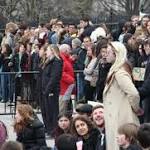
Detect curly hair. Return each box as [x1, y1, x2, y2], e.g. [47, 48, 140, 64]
[71, 115, 95, 137]
[13, 104, 34, 134]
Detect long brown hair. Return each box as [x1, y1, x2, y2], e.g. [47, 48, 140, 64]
[13, 104, 34, 133]
[39, 44, 48, 69]
[123, 62, 133, 80]
[71, 115, 95, 137]
[48, 44, 61, 59]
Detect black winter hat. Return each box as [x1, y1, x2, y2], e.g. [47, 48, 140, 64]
[76, 104, 93, 114]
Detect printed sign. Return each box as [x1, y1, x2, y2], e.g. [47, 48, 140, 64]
[132, 67, 145, 81]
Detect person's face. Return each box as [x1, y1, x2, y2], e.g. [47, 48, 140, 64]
[80, 20, 88, 28]
[39, 48, 45, 58]
[65, 47, 71, 55]
[46, 48, 54, 58]
[147, 21, 150, 34]
[68, 25, 76, 34]
[58, 116, 70, 130]
[15, 110, 22, 123]
[19, 44, 25, 53]
[100, 48, 107, 60]
[75, 120, 89, 136]
[1, 45, 7, 53]
[34, 45, 39, 53]
[131, 17, 139, 26]
[144, 43, 150, 55]
[117, 134, 128, 147]
[55, 24, 62, 32]
[92, 108, 104, 127]
[83, 38, 92, 49]
[142, 17, 149, 27]
[26, 44, 31, 53]
[106, 45, 116, 63]
[87, 47, 93, 57]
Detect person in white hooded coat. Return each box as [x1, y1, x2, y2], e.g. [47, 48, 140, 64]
[103, 41, 141, 150]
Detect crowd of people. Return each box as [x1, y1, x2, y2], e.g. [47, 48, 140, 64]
[0, 14, 150, 150]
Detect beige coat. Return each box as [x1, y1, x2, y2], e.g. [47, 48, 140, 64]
[103, 67, 140, 150]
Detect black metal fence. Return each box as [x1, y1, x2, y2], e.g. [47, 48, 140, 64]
[0, 70, 84, 115]
[0, 71, 39, 115]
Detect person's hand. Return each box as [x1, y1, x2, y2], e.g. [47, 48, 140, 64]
[49, 93, 54, 97]
[136, 108, 144, 116]
[8, 62, 13, 67]
[1, 49, 6, 54]
[78, 28, 84, 37]
[70, 55, 77, 61]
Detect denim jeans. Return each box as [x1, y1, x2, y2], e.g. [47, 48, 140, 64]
[1, 74, 9, 102]
[76, 73, 85, 101]
[1, 74, 14, 102]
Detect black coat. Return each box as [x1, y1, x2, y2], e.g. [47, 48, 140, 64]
[12, 52, 29, 72]
[42, 56, 63, 96]
[41, 56, 63, 134]
[31, 52, 40, 72]
[16, 119, 47, 150]
[73, 47, 86, 71]
[96, 62, 111, 101]
[138, 55, 150, 99]
[120, 144, 142, 150]
[79, 25, 95, 42]
[81, 128, 99, 150]
[0, 53, 4, 68]
[96, 129, 106, 150]
[134, 51, 147, 89]
[138, 55, 150, 122]
[0, 53, 12, 72]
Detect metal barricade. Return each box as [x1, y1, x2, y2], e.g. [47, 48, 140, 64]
[0, 71, 39, 115]
[0, 70, 86, 115]
[74, 70, 84, 102]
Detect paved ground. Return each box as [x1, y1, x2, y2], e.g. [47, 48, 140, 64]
[0, 102, 54, 148]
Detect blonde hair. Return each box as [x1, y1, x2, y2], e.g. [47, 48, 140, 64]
[5, 22, 18, 33]
[47, 44, 61, 59]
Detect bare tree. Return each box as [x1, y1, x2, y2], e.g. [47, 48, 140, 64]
[96, 0, 141, 16]
[0, 0, 149, 25]
[73, 0, 94, 17]
[0, 0, 20, 21]
[140, 0, 150, 13]
[19, 0, 41, 22]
